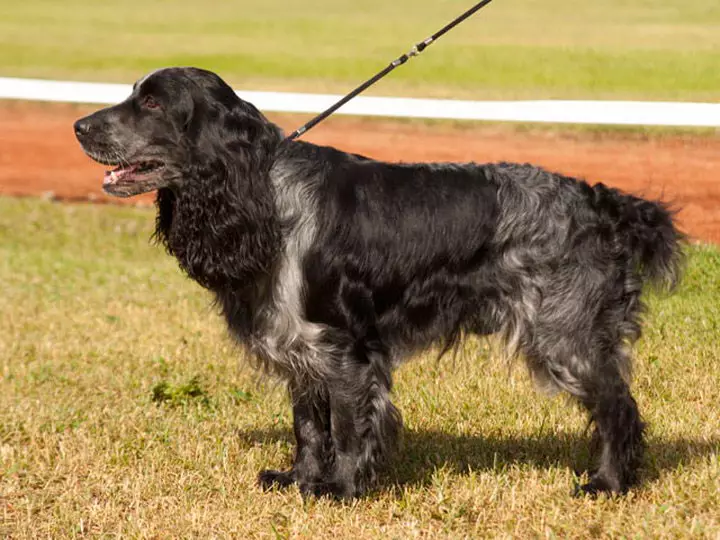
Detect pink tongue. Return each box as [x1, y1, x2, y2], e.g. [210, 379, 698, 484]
[103, 166, 134, 185]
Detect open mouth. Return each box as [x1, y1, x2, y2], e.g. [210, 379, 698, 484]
[103, 161, 164, 187]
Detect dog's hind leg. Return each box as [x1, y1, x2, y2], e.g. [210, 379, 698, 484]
[515, 250, 648, 495]
[576, 279, 646, 495]
[300, 349, 402, 499]
[576, 359, 645, 496]
[526, 334, 645, 496]
[258, 383, 331, 491]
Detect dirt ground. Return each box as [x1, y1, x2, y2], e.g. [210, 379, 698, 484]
[1, 101, 719, 243]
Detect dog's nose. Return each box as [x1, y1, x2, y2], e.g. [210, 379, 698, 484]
[74, 119, 91, 138]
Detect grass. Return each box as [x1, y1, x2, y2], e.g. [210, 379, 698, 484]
[0, 0, 719, 101]
[1, 196, 719, 537]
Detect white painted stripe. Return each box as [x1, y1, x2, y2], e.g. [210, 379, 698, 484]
[1, 76, 719, 127]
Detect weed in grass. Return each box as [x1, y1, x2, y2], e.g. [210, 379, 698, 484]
[151, 376, 210, 407]
[228, 388, 255, 404]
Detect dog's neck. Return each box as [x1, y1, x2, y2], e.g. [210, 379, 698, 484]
[153, 165, 282, 294]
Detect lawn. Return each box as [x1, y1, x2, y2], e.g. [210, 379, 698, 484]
[1, 197, 719, 537]
[1, 0, 719, 101]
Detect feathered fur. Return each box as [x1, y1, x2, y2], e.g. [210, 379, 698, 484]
[75, 67, 684, 499]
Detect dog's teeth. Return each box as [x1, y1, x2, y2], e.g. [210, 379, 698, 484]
[110, 171, 117, 183]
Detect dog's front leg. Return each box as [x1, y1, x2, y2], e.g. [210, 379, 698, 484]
[258, 383, 331, 491]
[300, 350, 402, 499]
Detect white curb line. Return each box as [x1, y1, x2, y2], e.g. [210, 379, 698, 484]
[1, 77, 718, 127]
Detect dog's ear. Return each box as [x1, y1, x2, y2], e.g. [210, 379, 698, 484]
[217, 99, 281, 155]
[176, 87, 283, 288]
[187, 94, 280, 157]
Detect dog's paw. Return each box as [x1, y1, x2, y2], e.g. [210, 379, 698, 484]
[258, 469, 296, 490]
[298, 481, 357, 501]
[573, 474, 624, 498]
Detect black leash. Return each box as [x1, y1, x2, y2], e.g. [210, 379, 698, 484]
[285, 0, 495, 141]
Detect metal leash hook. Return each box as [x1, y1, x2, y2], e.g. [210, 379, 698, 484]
[285, 0, 495, 141]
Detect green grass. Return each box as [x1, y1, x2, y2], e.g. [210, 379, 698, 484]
[1, 196, 719, 537]
[1, 0, 719, 100]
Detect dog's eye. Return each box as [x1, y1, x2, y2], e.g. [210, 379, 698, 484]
[142, 95, 161, 110]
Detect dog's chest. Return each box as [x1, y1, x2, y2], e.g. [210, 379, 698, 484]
[248, 287, 332, 381]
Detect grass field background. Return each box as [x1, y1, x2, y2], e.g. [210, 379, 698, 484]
[1, 197, 719, 536]
[1, 0, 719, 101]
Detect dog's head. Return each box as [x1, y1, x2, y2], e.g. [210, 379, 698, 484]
[74, 67, 279, 197]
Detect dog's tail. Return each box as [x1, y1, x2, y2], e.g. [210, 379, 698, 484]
[594, 183, 684, 290]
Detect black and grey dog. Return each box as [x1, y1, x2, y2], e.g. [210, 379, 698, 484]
[75, 67, 683, 499]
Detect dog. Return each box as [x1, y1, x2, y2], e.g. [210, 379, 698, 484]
[74, 67, 683, 499]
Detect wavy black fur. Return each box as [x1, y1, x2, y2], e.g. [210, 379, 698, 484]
[75, 67, 684, 499]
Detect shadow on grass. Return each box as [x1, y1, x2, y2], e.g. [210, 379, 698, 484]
[239, 426, 719, 491]
[391, 430, 719, 489]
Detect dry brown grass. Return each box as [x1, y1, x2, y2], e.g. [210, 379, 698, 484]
[1, 198, 719, 538]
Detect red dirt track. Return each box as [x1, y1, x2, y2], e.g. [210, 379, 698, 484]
[1, 102, 719, 243]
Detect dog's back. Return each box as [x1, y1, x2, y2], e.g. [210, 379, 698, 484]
[275, 144, 682, 361]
